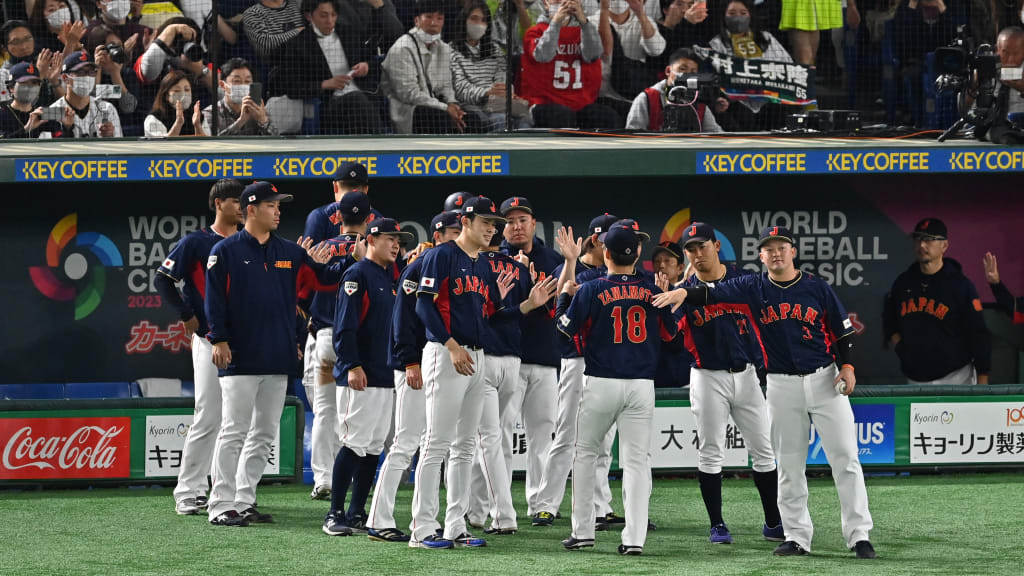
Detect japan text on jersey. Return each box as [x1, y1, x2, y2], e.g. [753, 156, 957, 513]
[679, 266, 766, 371]
[416, 242, 502, 348]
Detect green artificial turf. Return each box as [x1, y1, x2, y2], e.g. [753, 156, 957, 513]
[1, 473, 1021, 576]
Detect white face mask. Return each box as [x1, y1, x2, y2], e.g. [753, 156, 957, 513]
[169, 91, 192, 108]
[46, 7, 72, 29]
[70, 75, 95, 97]
[103, 0, 131, 21]
[15, 83, 41, 104]
[229, 84, 249, 104]
[414, 26, 442, 44]
[609, 0, 630, 13]
[467, 22, 487, 41]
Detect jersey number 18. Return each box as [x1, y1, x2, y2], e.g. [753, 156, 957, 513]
[610, 305, 647, 344]
[553, 60, 583, 90]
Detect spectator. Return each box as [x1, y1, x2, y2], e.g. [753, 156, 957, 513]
[342, 0, 410, 51]
[709, 0, 792, 131]
[171, 0, 245, 60]
[892, 0, 965, 123]
[272, 0, 385, 134]
[0, 61, 56, 138]
[780, 0, 848, 67]
[1, 21, 66, 102]
[382, 0, 480, 133]
[50, 49, 123, 137]
[489, 0, 546, 56]
[521, 0, 621, 128]
[2, 20, 39, 68]
[451, 0, 532, 131]
[983, 252, 1024, 324]
[657, 0, 714, 62]
[86, 0, 149, 63]
[136, 17, 214, 96]
[996, 26, 1024, 114]
[29, 0, 87, 54]
[86, 25, 143, 133]
[606, 0, 666, 98]
[144, 69, 206, 137]
[626, 46, 723, 130]
[243, 0, 305, 62]
[883, 218, 991, 385]
[202, 57, 278, 135]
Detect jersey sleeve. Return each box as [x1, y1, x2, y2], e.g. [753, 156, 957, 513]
[204, 243, 229, 344]
[704, 274, 759, 309]
[653, 287, 679, 343]
[415, 249, 453, 343]
[392, 264, 424, 367]
[157, 235, 191, 282]
[334, 267, 367, 374]
[556, 283, 593, 338]
[297, 249, 343, 295]
[820, 280, 856, 342]
[303, 209, 323, 244]
[962, 278, 991, 375]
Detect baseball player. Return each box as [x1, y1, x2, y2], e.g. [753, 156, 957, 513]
[366, 211, 463, 543]
[653, 226, 876, 559]
[409, 196, 556, 549]
[155, 179, 244, 516]
[983, 252, 1024, 324]
[304, 162, 382, 244]
[204, 181, 339, 527]
[323, 218, 413, 536]
[499, 196, 562, 519]
[650, 240, 693, 390]
[671, 223, 783, 544]
[444, 191, 475, 213]
[556, 221, 679, 555]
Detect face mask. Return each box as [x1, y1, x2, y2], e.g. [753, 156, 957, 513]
[229, 84, 249, 104]
[14, 83, 41, 104]
[546, 0, 562, 16]
[46, 7, 72, 29]
[467, 22, 487, 41]
[414, 27, 441, 44]
[71, 75, 95, 97]
[169, 91, 192, 108]
[103, 0, 131, 21]
[609, 0, 629, 13]
[724, 15, 750, 34]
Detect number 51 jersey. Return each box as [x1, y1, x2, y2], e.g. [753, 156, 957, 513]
[521, 23, 602, 111]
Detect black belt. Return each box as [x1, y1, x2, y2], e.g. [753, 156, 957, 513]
[464, 345, 483, 351]
[776, 364, 831, 377]
[728, 365, 749, 373]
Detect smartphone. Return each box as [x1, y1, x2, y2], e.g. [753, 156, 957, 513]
[41, 107, 65, 122]
[1001, 66, 1023, 82]
[94, 84, 123, 99]
[249, 82, 262, 102]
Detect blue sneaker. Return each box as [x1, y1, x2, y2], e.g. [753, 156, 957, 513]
[710, 523, 733, 544]
[763, 523, 785, 542]
[453, 532, 487, 548]
[409, 534, 454, 549]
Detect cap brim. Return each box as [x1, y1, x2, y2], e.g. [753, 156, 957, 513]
[652, 245, 681, 259]
[476, 214, 507, 222]
[683, 236, 712, 246]
[911, 232, 945, 240]
[15, 75, 41, 82]
[374, 230, 415, 241]
[501, 207, 533, 216]
[268, 193, 294, 203]
[758, 235, 795, 247]
[637, 231, 651, 241]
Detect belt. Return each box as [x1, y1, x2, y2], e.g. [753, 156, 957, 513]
[464, 345, 483, 351]
[776, 364, 832, 377]
[728, 365, 749, 373]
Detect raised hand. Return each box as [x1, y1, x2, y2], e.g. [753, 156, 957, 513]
[983, 252, 999, 284]
[651, 288, 688, 312]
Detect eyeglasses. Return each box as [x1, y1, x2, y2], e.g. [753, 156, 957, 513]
[8, 35, 33, 46]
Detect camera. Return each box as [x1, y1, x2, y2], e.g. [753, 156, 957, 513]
[935, 25, 1002, 141]
[667, 73, 720, 106]
[100, 42, 125, 65]
[173, 36, 206, 62]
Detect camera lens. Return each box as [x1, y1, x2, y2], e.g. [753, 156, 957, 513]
[182, 42, 205, 62]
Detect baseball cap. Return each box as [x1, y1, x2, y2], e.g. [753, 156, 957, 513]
[911, 218, 947, 240]
[415, 0, 446, 15]
[758, 225, 795, 247]
[240, 181, 293, 210]
[9, 62, 40, 83]
[500, 196, 534, 217]
[599, 219, 650, 242]
[337, 191, 372, 219]
[603, 224, 641, 257]
[682, 222, 717, 246]
[368, 218, 414, 241]
[462, 196, 506, 221]
[334, 161, 368, 184]
[430, 210, 461, 232]
[652, 241, 683, 261]
[444, 191, 475, 213]
[588, 213, 619, 238]
[62, 50, 95, 74]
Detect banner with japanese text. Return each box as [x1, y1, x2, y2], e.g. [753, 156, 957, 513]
[693, 47, 816, 105]
[910, 402, 1024, 464]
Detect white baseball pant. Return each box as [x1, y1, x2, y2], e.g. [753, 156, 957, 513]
[207, 374, 287, 519]
[468, 354, 521, 530]
[368, 370, 426, 530]
[339, 386, 394, 457]
[690, 364, 776, 474]
[410, 342, 487, 542]
[537, 357, 615, 517]
[571, 376, 654, 547]
[909, 363, 977, 385]
[502, 363, 557, 515]
[173, 335, 221, 503]
[766, 365, 873, 551]
[301, 328, 342, 489]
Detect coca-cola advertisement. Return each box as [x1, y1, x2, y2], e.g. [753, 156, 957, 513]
[0, 418, 131, 480]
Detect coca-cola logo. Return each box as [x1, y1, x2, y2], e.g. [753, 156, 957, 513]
[0, 418, 131, 480]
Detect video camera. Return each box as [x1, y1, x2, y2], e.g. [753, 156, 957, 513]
[667, 73, 720, 107]
[935, 25, 1001, 140]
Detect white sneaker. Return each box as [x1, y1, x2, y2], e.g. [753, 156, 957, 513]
[176, 498, 200, 515]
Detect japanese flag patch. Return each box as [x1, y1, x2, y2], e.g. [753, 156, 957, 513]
[162, 258, 175, 269]
[402, 279, 418, 294]
[842, 318, 853, 330]
[558, 315, 571, 328]
[344, 281, 359, 295]
[421, 277, 436, 289]
[207, 255, 218, 269]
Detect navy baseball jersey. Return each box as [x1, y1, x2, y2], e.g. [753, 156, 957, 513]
[556, 273, 678, 380]
[691, 271, 854, 374]
[482, 251, 532, 357]
[205, 230, 341, 376]
[157, 226, 230, 336]
[303, 202, 383, 244]
[390, 256, 428, 370]
[308, 233, 360, 333]
[502, 237, 561, 368]
[552, 259, 599, 359]
[679, 265, 766, 370]
[333, 259, 396, 388]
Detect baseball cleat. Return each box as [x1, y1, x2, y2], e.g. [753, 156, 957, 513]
[618, 544, 643, 556]
[409, 535, 455, 549]
[367, 528, 410, 542]
[323, 513, 354, 536]
[762, 523, 785, 542]
[773, 541, 809, 556]
[452, 533, 487, 548]
[176, 498, 200, 516]
[239, 506, 274, 524]
[484, 526, 517, 535]
[195, 495, 208, 509]
[347, 514, 368, 533]
[466, 515, 486, 530]
[853, 540, 876, 559]
[710, 523, 734, 544]
[604, 512, 626, 525]
[555, 512, 562, 519]
[310, 485, 331, 501]
[647, 520, 658, 531]
[561, 537, 595, 550]
[209, 510, 249, 527]
[532, 512, 555, 526]
[594, 517, 609, 531]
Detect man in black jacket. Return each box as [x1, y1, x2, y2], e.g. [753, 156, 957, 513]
[271, 0, 397, 133]
[883, 218, 991, 385]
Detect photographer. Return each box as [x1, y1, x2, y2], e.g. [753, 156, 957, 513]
[0, 62, 57, 138]
[85, 0, 149, 63]
[996, 26, 1024, 113]
[85, 24, 143, 133]
[49, 50, 123, 137]
[136, 17, 213, 95]
[202, 57, 278, 136]
[625, 46, 723, 131]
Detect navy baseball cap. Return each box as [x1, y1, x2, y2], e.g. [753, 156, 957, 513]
[241, 181, 292, 209]
[337, 191, 372, 219]
[62, 50, 95, 73]
[758, 225, 795, 247]
[444, 191, 475, 213]
[463, 196, 506, 221]
[430, 210, 461, 232]
[500, 196, 534, 216]
[599, 219, 650, 242]
[588, 213, 619, 238]
[368, 218, 414, 241]
[603, 224, 641, 257]
[652, 241, 683, 261]
[911, 218, 947, 240]
[682, 222, 717, 246]
[9, 62, 40, 83]
[334, 161, 368, 184]
[415, 0, 446, 16]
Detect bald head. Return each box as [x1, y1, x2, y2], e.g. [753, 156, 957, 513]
[997, 26, 1024, 67]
